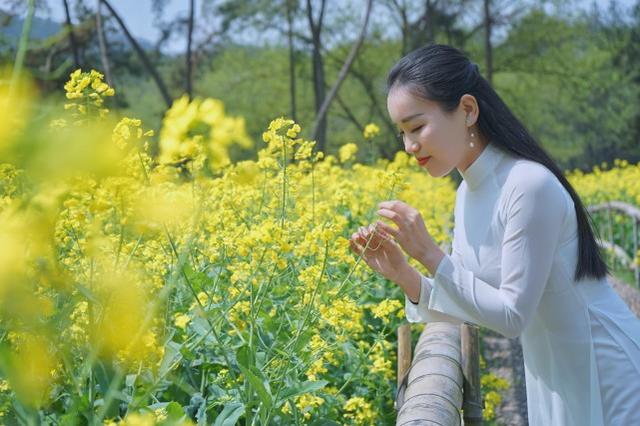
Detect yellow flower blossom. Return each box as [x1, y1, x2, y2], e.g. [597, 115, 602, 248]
[343, 396, 376, 425]
[339, 143, 358, 163]
[363, 123, 380, 140]
[174, 313, 191, 329]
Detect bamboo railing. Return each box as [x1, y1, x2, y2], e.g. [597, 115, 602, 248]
[587, 201, 640, 287]
[395, 322, 482, 426]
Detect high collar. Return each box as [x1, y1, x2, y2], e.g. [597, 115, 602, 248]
[457, 143, 506, 191]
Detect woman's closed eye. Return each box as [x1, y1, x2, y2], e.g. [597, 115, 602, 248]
[397, 125, 423, 138]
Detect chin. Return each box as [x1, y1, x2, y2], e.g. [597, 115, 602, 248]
[425, 164, 453, 178]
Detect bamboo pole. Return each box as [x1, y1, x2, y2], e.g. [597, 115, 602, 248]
[396, 322, 463, 425]
[634, 218, 639, 287]
[398, 324, 412, 390]
[587, 201, 640, 287]
[461, 323, 483, 425]
[588, 201, 640, 219]
[607, 206, 615, 268]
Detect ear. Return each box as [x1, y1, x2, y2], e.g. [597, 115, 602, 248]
[459, 94, 479, 127]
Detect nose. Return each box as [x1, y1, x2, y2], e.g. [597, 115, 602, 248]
[404, 139, 420, 154]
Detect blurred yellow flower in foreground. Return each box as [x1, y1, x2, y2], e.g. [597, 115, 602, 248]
[159, 95, 253, 171]
[0, 68, 34, 154]
[3, 334, 58, 408]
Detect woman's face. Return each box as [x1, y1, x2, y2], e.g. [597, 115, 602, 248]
[387, 84, 476, 177]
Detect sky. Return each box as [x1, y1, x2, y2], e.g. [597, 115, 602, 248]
[20, 0, 640, 53]
[43, 0, 192, 52]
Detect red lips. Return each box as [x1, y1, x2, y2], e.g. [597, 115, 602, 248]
[417, 156, 431, 165]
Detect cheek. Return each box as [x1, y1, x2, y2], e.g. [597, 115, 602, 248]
[430, 119, 464, 145]
[421, 124, 444, 146]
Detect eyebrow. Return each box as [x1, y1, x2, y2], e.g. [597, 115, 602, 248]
[399, 113, 424, 123]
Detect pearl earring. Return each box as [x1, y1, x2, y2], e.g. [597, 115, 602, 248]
[467, 115, 475, 148]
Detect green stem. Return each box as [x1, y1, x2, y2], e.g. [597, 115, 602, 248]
[262, 241, 329, 424]
[311, 160, 316, 226]
[163, 226, 243, 400]
[336, 327, 391, 395]
[281, 138, 288, 227]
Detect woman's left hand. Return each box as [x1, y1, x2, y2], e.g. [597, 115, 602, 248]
[376, 200, 440, 269]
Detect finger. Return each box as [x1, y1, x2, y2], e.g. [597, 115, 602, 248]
[349, 238, 364, 256]
[378, 199, 408, 212]
[363, 225, 378, 243]
[375, 221, 399, 239]
[377, 200, 398, 210]
[377, 208, 404, 227]
[351, 231, 366, 247]
[369, 229, 395, 250]
[351, 240, 371, 263]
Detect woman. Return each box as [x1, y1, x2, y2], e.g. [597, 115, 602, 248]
[349, 44, 640, 425]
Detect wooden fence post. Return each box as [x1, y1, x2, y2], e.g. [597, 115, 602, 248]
[397, 324, 412, 390]
[461, 322, 483, 425]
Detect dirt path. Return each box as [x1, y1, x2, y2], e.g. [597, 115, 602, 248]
[482, 275, 640, 426]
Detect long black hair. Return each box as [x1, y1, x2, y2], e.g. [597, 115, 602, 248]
[387, 44, 608, 282]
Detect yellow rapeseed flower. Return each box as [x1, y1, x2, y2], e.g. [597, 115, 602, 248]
[363, 123, 380, 140]
[338, 143, 358, 163]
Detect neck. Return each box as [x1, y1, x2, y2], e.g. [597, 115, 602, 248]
[459, 137, 489, 172]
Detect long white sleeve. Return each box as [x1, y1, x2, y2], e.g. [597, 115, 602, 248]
[404, 269, 464, 325]
[407, 168, 570, 338]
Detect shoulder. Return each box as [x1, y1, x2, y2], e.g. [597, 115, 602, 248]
[504, 159, 564, 196]
[501, 159, 569, 217]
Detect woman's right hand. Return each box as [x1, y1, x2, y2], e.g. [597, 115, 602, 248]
[349, 223, 410, 282]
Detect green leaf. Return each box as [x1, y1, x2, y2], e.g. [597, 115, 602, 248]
[237, 363, 272, 411]
[94, 361, 120, 418]
[213, 402, 245, 426]
[236, 345, 272, 412]
[74, 282, 99, 303]
[236, 344, 251, 368]
[159, 341, 182, 377]
[165, 401, 188, 421]
[279, 380, 328, 402]
[125, 374, 137, 387]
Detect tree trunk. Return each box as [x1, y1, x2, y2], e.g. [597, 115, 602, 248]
[311, 0, 373, 144]
[339, 62, 398, 159]
[286, 0, 297, 122]
[306, 0, 327, 153]
[62, 0, 81, 69]
[96, 1, 113, 87]
[335, 93, 364, 133]
[100, 0, 172, 108]
[425, 0, 435, 44]
[388, 0, 410, 55]
[484, 0, 493, 86]
[186, 0, 195, 99]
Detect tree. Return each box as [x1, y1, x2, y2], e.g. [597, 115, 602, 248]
[494, 8, 639, 168]
[99, 0, 172, 107]
[185, 0, 195, 99]
[310, 0, 373, 148]
[62, 0, 81, 68]
[95, 0, 112, 87]
[305, 0, 328, 152]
